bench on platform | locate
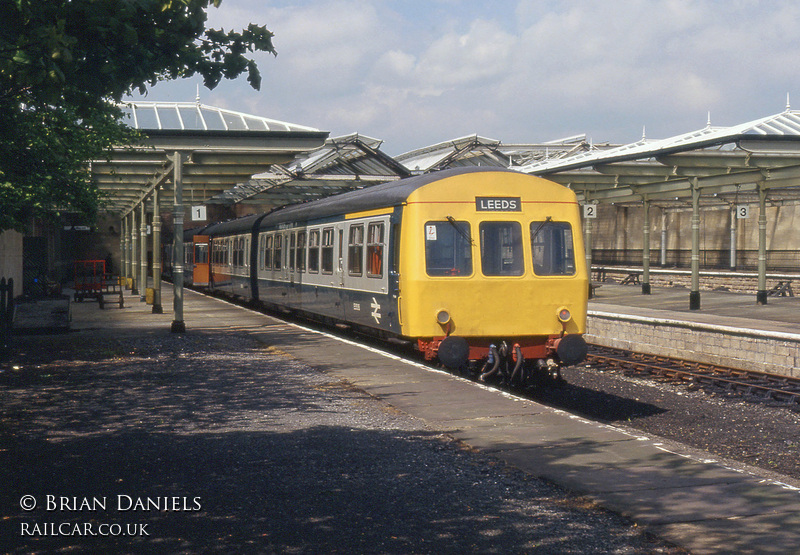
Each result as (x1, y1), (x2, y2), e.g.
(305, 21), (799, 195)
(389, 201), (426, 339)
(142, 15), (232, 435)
(768, 280), (794, 297)
(619, 272), (641, 285)
(97, 280), (124, 309)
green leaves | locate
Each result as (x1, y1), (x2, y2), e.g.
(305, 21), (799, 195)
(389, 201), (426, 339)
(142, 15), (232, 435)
(0, 0), (276, 231)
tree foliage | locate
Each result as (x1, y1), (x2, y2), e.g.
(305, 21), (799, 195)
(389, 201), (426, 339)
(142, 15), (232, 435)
(0, 0), (276, 231)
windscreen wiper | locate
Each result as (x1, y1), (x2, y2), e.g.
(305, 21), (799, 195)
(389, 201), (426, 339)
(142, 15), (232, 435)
(530, 216), (553, 242)
(446, 216), (475, 246)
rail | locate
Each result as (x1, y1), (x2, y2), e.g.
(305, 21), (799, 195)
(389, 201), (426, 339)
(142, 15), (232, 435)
(587, 345), (800, 406)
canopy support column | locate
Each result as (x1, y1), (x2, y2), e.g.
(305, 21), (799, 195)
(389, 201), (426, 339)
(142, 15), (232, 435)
(642, 198), (651, 295)
(125, 213), (133, 288)
(120, 216), (127, 286)
(729, 206), (737, 270)
(584, 208), (594, 298)
(757, 183), (768, 305)
(171, 152), (186, 333)
(660, 211), (667, 267)
(689, 180), (701, 310)
(139, 202), (147, 302)
(152, 187), (163, 314)
(131, 209), (139, 295)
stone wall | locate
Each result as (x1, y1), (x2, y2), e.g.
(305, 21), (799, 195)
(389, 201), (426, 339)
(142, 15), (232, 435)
(586, 310), (800, 378)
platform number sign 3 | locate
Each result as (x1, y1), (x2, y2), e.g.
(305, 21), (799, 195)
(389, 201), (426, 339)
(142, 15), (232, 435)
(736, 205), (750, 219)
(583, 203), (597, 219)
(192, 206), (207, 222)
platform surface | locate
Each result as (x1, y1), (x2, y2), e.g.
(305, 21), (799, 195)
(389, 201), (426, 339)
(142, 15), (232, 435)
(181, 287), (800, 552)
(5, 284), (800, 554)
(590, 281), (800, 336)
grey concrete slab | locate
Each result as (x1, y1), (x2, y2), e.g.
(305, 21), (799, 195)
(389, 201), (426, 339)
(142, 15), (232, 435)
(498, 444), (752, 494)
(653, 508), (800, 555)
(449, 420), (640, 454)
(595, 480), (800, 525)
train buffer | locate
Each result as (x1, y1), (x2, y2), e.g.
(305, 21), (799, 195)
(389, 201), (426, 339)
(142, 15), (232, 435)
(768, 280), (794, 297)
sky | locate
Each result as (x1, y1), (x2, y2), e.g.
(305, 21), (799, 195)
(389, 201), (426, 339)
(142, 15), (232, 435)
(125, 0), (800, 156)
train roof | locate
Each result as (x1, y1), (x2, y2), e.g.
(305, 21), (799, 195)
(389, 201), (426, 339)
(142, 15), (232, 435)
(258, 167), (522, 227)
(202, 167), (521, 236)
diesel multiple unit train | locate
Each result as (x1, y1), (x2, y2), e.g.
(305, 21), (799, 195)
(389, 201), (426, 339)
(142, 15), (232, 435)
(177, 167), (589, 385)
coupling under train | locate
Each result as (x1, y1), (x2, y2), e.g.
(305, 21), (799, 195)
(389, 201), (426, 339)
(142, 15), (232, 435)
(176, 167), (589, 386)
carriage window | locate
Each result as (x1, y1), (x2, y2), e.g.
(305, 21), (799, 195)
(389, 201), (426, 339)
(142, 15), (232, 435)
(274, 234), (283, 270)
(530, 221), (576, 276)
(289, 233), (296, 271)
(308, 230), (320, 273)
(425, 220), (472, 277)
(366, 222), (384, 278)
(296, 231), (306, 272)
(194, 243), (208, 264)
(264, 235), (273, 269)
(348, 224), (364, 276)
(233, 237), (241, 267)
(321, 228), (334, 274)
(480, 222), (523, 276)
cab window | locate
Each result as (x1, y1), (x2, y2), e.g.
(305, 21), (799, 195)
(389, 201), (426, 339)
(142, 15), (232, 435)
(531, 221), (576, 275)
(425, 220), (472, 276)
(480, 222), (523, 276)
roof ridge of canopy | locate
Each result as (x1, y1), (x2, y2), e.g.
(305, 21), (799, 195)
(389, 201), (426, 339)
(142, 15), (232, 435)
(516, 108), (800, 175)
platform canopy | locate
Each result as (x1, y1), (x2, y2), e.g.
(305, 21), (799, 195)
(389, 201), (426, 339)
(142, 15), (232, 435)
(206, 133), (412, 206)
(395, 134), (594, 173)
(514, 107), (800, 208)
(92, 100), (329, 217)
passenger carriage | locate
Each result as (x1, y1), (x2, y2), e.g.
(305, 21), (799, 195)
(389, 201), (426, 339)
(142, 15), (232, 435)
(192, 167), (588, 379)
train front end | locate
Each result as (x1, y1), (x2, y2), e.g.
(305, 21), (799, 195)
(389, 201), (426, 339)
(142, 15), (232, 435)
(398, 170), (588, 385)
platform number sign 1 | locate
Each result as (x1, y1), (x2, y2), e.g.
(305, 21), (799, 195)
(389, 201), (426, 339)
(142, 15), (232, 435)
(192, 205), (207, 222)
(736, 205), (750, 219)
(583, 203), (597, 219)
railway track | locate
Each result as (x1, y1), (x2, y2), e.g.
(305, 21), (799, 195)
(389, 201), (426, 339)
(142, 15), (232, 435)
(587, 345), (800, 407)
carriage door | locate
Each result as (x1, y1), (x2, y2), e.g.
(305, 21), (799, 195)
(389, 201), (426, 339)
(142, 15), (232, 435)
(335, 224), (346, 318)
(192, 235), (210, 286)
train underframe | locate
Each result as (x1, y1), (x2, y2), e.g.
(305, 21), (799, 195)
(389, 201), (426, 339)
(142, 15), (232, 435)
(417, 334), (588, 388)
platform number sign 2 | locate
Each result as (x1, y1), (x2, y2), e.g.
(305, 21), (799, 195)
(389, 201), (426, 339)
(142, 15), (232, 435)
(192, 206), (207, 222)
(583, 203), (597, 219)
(736, 205), (750, 219)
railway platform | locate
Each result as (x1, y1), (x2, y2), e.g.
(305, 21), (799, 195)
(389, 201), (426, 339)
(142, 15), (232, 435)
(587, 282), (800, 378)
(2, 285), (800, 554)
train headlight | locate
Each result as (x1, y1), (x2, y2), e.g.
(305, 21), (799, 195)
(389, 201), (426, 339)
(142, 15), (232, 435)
(557, 307), (572, 323)
(436, 310), (451, 326)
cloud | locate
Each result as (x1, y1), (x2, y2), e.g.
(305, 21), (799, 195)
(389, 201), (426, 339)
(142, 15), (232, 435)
(131, 0), (800, 154)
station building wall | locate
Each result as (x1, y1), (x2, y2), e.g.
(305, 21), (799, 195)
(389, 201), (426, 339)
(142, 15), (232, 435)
(0, 230), (23, 292)
(590, 202), (800, 271)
